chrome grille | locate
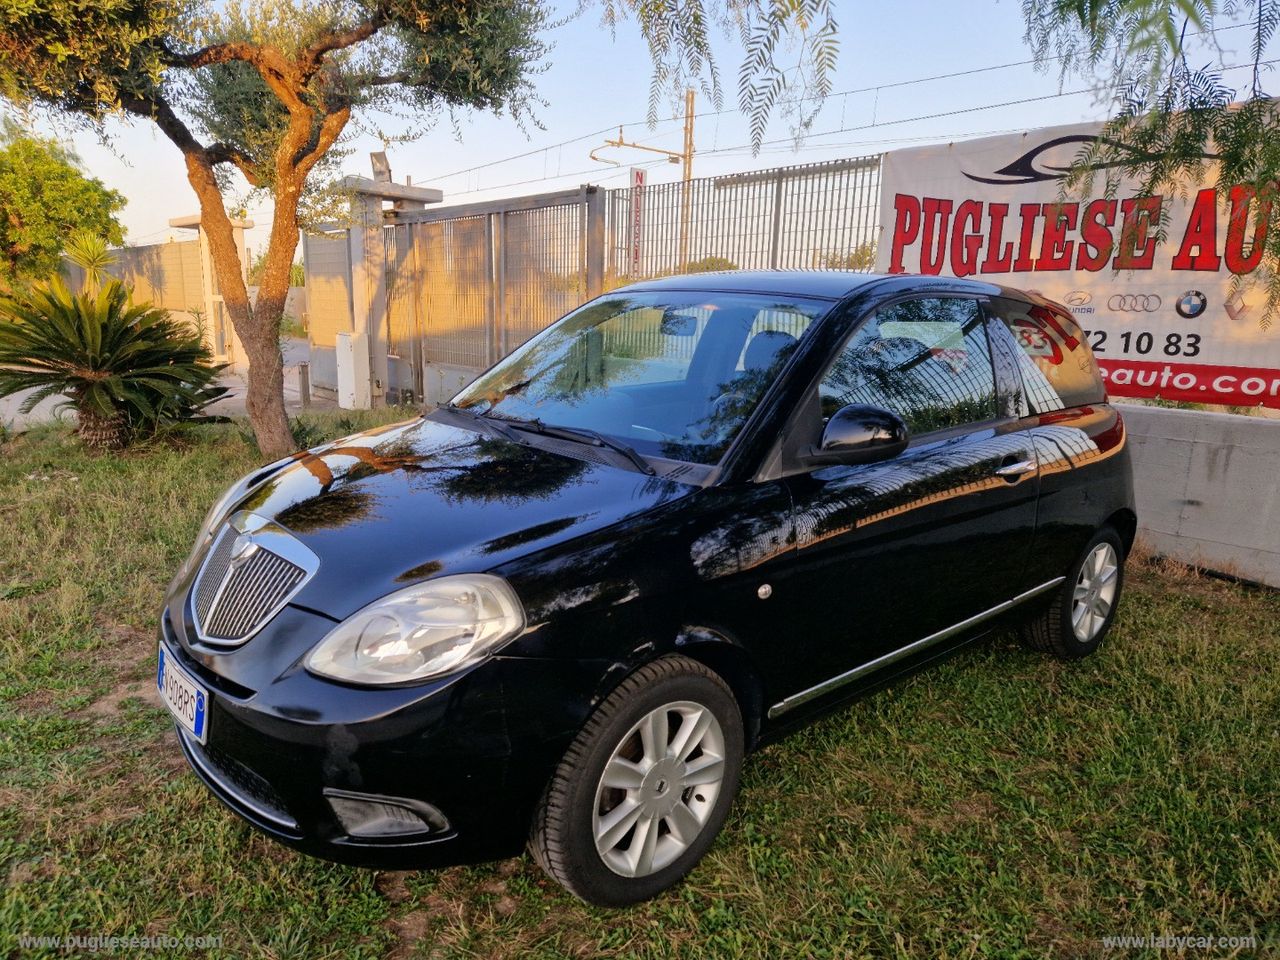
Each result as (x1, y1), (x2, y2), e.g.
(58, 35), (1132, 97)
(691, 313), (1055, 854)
(194, 528), (235, 621)
(191, 514), (316, 645)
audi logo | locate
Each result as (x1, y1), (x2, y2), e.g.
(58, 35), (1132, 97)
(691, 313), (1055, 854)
(1107, 294), (1162, 312)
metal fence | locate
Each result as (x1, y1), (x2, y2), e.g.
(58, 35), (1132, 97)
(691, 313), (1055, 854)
(306, 153), (884, 402)
(370, 187), (598, 401)
(606, 155), (881, 280)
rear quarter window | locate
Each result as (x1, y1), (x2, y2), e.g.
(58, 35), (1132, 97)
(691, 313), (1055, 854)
(987, 297), (1105, 413)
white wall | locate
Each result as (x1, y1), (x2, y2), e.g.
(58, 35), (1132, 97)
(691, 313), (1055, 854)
(1122, 405), (1280, 587)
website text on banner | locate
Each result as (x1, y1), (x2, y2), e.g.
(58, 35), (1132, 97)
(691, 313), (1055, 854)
(873, 122), (1280, 408)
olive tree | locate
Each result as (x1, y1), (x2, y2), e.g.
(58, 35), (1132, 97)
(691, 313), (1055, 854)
(0, 0), (838, 457)
(1023, 0), (1280, 322)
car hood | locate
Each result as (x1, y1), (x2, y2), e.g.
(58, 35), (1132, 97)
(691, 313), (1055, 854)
(220, 416), (694, 621)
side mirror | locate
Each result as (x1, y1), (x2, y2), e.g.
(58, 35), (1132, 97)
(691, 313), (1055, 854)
(809, 404), (909, 465)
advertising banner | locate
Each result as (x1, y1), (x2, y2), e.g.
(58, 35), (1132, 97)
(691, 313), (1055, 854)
(630, 166), (646, 274)
(875, 122), (1280, 407)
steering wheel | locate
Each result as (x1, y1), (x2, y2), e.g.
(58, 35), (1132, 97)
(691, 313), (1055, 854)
(711, 391), (749, 423)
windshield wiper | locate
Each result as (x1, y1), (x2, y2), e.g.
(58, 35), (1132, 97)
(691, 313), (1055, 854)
(465, 379), (534, 416)
(484, 414), (656, 476)
(440, 403), (522, 443)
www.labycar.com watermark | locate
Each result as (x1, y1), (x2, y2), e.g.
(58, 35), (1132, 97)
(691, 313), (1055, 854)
(1101, 932), (1259, 951)
(15, 933), (223, 953)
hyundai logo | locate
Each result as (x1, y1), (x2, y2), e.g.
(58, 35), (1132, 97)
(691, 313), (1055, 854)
(1175, 289), (1208, 319)
(1063, 290), (1092, 307)
(1107, 294), (1162, 313)
(229, 534), (260, 568)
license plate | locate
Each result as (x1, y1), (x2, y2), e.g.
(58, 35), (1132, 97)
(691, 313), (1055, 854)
(157, 643), (209, 744)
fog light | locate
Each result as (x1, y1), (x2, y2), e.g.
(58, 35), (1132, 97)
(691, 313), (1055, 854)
(325, 790), (450, 839)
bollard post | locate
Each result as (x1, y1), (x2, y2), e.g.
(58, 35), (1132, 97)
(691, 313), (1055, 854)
(298, 361), (311, 408)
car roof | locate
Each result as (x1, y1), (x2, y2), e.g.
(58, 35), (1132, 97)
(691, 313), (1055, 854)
(614, 270), (887, 300)
(612, 270), (1037, 304)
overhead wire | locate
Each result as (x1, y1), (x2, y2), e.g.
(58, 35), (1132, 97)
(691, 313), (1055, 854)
(405, 20), (1254, 188)
(434, 52), (1278, 200)
(126, 22), (1263, 237)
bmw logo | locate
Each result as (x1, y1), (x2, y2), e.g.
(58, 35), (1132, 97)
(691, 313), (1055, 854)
(1176, 290), (1207, 319)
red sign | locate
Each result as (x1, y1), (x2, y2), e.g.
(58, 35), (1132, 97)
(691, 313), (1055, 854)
(1098, 359), (1280, 406)
(875, 123), (1280, 408)
(630, 167), (646, 273)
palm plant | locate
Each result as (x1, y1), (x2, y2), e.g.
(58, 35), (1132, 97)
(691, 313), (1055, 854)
(64, 231), (117, 294)
(0, 279), (227, 450)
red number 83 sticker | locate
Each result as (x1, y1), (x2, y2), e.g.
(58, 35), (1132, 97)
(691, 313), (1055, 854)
(1011, 306), (1081, 366)
(1012, 320), (1060, 363)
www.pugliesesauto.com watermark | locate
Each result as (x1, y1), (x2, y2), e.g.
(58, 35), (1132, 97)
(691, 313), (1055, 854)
(1101, 932), (1259, 951)
(14, 933), (223, 954)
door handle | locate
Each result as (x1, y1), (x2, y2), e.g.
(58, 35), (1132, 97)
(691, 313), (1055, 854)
(995, 458), (1037, 479)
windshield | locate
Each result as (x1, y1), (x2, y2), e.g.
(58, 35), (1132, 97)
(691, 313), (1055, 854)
(449, 291), (830, 465)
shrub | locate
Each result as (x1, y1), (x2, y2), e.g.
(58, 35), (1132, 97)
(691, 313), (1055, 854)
(682, 256), (739, 274)
(0, 279), (227, 450)
(818, 244), (876, 271)
(64, 230), (117, 294)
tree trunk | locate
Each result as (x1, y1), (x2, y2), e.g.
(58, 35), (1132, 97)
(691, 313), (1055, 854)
(77, 405), (129, 451)
(254, 178), (305, 410)
(182, 154), (296, 459)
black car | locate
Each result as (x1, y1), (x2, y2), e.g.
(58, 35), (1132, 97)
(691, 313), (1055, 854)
(158, 272), (1134, 905)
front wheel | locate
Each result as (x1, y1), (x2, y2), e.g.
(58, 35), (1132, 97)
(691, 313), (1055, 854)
(1020, 526), (1126, 660)
(529, 655), (744, 906)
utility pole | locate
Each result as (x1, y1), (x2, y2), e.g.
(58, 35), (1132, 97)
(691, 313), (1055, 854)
(590, 88), (696, 269)
(679, 87), (695, 268)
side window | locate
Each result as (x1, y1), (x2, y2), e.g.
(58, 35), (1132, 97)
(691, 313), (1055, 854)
(818, 298), (997, 435)
(986, 297), (1105, 413)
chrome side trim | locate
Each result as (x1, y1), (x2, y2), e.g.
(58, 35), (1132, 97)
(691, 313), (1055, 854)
(178, 730), (299, 832)
(766, 577), (1066, 719)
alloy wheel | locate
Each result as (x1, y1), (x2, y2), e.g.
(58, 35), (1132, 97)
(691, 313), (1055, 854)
(592, 700), (727, 878)
(1072, 542), (1119, 642)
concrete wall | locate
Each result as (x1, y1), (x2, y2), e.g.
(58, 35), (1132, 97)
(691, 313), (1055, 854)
(112, 240), (204, 313)
(424, 363), (478, 406)
(64, 242), (204, 322)
(302, 231), (354, 391)
(1122, 405), (1279, 587)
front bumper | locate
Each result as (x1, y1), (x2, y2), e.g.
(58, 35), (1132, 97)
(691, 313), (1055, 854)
(160, 611), (604, 869)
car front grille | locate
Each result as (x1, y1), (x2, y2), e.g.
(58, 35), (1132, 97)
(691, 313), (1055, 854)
(192, 519), (312, 644)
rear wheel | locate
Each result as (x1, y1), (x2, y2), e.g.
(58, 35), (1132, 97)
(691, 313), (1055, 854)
(1020, 527), (1125, 660)
(529, 655), (744, 906)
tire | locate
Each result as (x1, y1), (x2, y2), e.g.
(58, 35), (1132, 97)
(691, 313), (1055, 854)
(529, 655), (745, 906)
(1020, 526), (1126, 660)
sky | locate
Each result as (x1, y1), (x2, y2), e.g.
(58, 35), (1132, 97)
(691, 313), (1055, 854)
(16, 0), (1269, 255)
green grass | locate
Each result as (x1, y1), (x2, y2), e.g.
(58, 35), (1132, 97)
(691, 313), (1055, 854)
(280, 314), (307, 341)
(1, 413), (1277, 959)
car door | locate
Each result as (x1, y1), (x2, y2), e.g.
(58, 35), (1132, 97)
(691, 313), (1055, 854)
(771, 295), (1043, 713)
(984, 295), (1130, 581)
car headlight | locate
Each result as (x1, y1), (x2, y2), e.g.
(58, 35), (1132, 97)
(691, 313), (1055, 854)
(305, 574), (526, 686)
